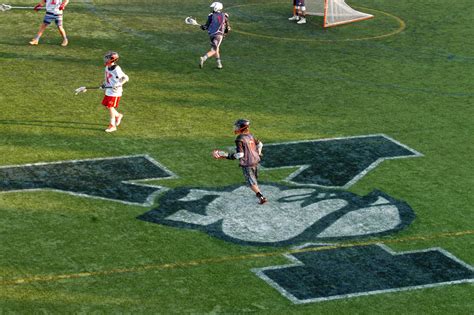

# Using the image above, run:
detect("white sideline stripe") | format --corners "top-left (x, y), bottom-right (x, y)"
top-left (261, 134), bottom-right (423, 189)
top-left (0, 155), bottom-right (178, 207)
top-left (252, 243), bottom-right (474, 304)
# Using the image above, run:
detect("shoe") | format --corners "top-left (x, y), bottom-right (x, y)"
top-left (297, 17), bottom-right (307, 24)
top-left (217, 61), bottom-right (223, 69)
top-left (105, 125), bottom-right (117, 132)
top-left (61, 38), bottom-right (68, 47)
top-left (199, 57), bottom-right (205, 69)
top-left (259, 197), bottom-right (268, 205)
top-left (29, 39), bottom-right (39, 45)
top-left (115, 114), bottom-right (123, 127)
top-left (288, 15), bottom-right (299, 21)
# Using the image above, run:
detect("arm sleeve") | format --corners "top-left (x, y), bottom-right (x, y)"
top-left (205, 14), bottom-right (212, 28)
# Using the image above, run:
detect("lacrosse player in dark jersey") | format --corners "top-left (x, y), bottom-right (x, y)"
top-left (213, 119), bottom-right (267, 204)
top-left (199, 2), bottom-right (231, 69)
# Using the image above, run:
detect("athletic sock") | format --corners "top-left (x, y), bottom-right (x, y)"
top-left (202, 55), bottom-right (209, 61)
top-left (256, 192), bottom-right (263, 198)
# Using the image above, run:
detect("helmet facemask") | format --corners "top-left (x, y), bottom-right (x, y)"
top-left (104, 51), bottom-right (119, 66)
top-left (234, 119), bottom-right (250, 134)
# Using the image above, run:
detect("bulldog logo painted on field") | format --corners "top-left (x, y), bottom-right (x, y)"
top-left (138, 183), bottom-right (415, 246)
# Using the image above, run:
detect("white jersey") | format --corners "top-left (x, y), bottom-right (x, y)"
top-left (46, 0), bottom-right (65, 14)
top-left (104, 65), bottom-right (129, 97)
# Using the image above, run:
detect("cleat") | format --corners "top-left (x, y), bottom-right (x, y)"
top-left (115, 114), bottom-right (123, 127)
top-left (61, 38), bottom-right (68, 47)
top-left (217, 61), bottom-right (223, 69)
top-left (259, 197), bottom-right (268, 205)
top-left (29, 39), bottom-right (39, 46)
top-left (297, 17), bottom-right (307, 24)
top-left (199, 56), bottom-right (205, 69)
top-left (288, 15), bottom-right (299, 21)
top-left (105, 125), bottom-right (117, 133)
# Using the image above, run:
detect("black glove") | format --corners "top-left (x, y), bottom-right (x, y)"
top-left (200, 25), bottom-right (207, 31)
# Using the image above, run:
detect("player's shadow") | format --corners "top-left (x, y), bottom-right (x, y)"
top-left (0, 119), bottom-right (103, 131)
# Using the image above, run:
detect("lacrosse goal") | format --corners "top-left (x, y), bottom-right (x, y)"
top-left (305, 0), bottom-right (373, 27)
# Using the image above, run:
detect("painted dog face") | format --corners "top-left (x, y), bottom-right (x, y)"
top-left (138, 184), bottom-right (414, 246)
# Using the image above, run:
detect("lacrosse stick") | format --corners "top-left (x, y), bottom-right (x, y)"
top-left (0, 4), bottom-right (43, 11)
top-left (74, 86), bottom-right (111, 95)
top-left (185, 16), bottom-right (200, 26)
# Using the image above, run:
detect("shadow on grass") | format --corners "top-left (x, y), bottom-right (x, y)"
top-left (0, 119), bottom-right (103, 131)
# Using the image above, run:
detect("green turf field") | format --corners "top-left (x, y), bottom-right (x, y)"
top-left (1, 0), bottom-right (473, 313)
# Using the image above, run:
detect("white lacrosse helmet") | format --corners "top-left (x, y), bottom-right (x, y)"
top-left (210, 2), bottom-right (223, 12)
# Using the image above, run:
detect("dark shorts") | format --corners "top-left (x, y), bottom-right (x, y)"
top-left (43, 12), bottom-right (63, 26)
top-left (293, 0), bottom-right (305, 6)
top-left (210, 35), bottom-right (224, 51)
top-left (242, 166), bottom-right (259, 186)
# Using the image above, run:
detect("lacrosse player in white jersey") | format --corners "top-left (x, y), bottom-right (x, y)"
top-left (29, 0), bottom-right (69, 46)
top-left (101, 51), bottom-right (129, 133)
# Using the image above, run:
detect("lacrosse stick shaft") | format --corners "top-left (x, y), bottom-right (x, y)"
top-left (82, 86), bottom-right (113, 90)
top-left (0, 5), bottom-right (42, 10)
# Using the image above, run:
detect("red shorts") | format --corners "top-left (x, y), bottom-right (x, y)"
top-left (101, 96), bottom-right (121, 108)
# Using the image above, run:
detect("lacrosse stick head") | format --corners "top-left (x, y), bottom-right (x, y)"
top-left (212, 149), bottom-right (228, 159)
top-left (0, 4), bottom-right (12, 12)
top-left (185, 16), bottom-right (199, 26)
top-left (74, 86), bottom-right (87, 95)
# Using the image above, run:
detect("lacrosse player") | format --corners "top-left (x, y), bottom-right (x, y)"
top-left (29, 0), bottom-right (69, 46)
top-left (199, 2), bottom-right (231, 69)
top-left (213, 119), bottom-right (267, 205)
top-left (288, 0), bottom-right (307, 24)
top-left (101, 51), bottom-right (129, 133)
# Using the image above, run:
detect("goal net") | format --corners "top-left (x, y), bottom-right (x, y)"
top-left (305, 0), bottom-right (373, 28)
